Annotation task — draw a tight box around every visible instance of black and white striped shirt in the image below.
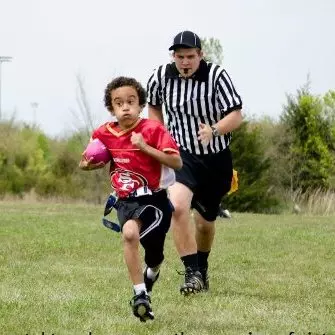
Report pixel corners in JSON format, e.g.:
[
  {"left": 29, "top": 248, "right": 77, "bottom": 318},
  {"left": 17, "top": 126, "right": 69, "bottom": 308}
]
[{"left": 147, "top": 60, "right": 242, "bottom": 155}]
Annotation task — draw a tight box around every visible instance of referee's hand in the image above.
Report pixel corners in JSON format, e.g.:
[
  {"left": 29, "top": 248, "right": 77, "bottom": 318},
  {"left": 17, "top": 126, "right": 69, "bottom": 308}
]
[{"left": 198, "top": 123, "right": 213, "bottom": 146}]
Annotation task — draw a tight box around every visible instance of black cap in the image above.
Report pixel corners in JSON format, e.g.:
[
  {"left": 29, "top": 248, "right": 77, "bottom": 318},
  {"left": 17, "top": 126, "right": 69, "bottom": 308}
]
[{"left": 169, "top": 31, "right": 201, "bottom": 51}]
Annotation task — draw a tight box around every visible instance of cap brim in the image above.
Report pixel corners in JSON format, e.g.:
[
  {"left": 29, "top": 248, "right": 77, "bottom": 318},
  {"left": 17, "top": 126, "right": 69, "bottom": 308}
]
[{"left": 169, "top": 43, "right": 199, "bottom": 51}]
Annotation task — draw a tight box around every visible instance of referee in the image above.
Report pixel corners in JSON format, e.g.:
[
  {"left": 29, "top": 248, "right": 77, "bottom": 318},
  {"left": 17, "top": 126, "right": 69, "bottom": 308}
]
[{"left": 147, "top": 30, "right": 243, "bottom": 295}]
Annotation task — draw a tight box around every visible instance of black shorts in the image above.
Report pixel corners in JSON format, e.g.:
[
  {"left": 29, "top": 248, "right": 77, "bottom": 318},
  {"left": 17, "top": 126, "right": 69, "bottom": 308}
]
[
  {"left": 115, "top": 190, "right": 173, "bottom": 267},
  {"left": 175, "top": 148, "right": 233, "bottom": 222}
]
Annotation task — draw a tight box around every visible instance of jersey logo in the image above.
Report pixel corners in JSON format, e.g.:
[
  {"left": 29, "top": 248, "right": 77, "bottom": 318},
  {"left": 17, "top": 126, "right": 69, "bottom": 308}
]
[{"left": 111, "top": 169, "right": 148, "bottom": 194}]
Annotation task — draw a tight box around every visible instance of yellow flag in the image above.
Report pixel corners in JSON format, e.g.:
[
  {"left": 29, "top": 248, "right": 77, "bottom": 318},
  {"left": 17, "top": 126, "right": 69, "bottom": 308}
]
[{"left": 228, "top": 169, "right": 238, "bottom": 195}]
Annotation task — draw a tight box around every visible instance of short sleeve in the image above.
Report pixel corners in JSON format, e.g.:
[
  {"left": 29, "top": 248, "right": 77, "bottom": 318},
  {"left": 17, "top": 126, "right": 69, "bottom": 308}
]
[
  {"left": 90, "top": 123, "right": 108, "bottom": 145},
  {"left": 147, "top": 67, "right": 163, "bottom": 106},
  {"left": 150, "top": 123, "right": 179, "bottom": 154},
  {"left": 91, "top": 129, "right": 99, "bottom": 140},
  {"left": 91, "top": 125, "right": 104, "bottom": 142},
  {"left": 216, "top": 69, "right": 242, "bottom": 114}
]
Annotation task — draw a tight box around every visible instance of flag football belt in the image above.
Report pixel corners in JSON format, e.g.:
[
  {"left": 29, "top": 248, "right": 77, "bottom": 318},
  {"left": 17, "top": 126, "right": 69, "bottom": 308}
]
[
  {"left": 129, "top": 186, "right": 152, "bottom": 197},
  {"left": 102, "top": 193, "right": 120, "bottom": 232},
  {"left": 102, "top": 186, "right": 153, "bottom": 233}
]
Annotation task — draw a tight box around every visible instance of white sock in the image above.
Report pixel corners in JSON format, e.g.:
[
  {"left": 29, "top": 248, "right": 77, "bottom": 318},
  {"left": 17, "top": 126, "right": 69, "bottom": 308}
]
[
  {"left": 133, "top": 283, "right": 147, "bottom": 295},
  {"left": 147, "top": 267, "right": 160, "bottom": 280}
]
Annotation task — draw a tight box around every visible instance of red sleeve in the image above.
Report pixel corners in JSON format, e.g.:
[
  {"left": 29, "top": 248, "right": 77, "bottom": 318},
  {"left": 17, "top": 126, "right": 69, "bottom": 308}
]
[
  {"left": 150, "top": 123, "right": 179, "bottom": 154},
  {"left": 91, "top": 130, "right": 99, "bottom": 140},
  {"left": 91, "top": 124, "right": 107, "bottom": 143}
]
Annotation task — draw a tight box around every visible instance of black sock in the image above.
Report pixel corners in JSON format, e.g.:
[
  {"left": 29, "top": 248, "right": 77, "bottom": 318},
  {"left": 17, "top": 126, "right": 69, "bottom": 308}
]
[
  {"left": 181, "top": 254, "right": 198, "bottom": 272},
  {"left": 197, "top": 250, "right": 210, "bottom": 270}
]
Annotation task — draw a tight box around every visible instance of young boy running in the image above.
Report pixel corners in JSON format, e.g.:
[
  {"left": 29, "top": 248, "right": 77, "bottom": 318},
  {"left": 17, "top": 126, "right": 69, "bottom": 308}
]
[{"left": 79, "top": 76, "right": 182, "bottom": 322}]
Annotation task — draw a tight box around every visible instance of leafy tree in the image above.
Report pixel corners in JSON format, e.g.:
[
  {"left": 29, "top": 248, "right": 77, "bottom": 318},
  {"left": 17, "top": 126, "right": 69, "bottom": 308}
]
[
  {"left": 223, "top": 122, "right": 281, "bottom": 213},
  {"left": 201, "top": 37, "right": 223, "bottom": 64},
  {"left": 322, "top": 90, "right": 335, "bottom": 152},
  {"left": 280, "top": 84, "right": 335, "bottom": 192},
  {"left": 201, "top": 36, "right": 281, "bottom": 212}
]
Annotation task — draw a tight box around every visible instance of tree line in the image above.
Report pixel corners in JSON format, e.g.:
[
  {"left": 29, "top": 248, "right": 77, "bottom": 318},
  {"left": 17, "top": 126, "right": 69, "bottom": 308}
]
[
  {"left": 1, "top": 83, "right": 334, "bottom": 213},
  {"left": 1, "top": 39, "right": 334, "bottom": 213}
]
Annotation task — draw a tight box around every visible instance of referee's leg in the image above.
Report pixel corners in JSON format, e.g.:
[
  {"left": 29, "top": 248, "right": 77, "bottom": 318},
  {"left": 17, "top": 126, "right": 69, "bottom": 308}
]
[
  {"left": 168, "top": 182, "right": 204, "bottom": 294},
  {"left": 194, "top": 211, "right": 215, "bottom": 291},
  {"left": 169, "top": 182, "right": 195, "bottom": 256},
  {"left": 193, "top": 149, "right": 233, "bottom": 290},
  {"left": 194, "top": 212, "right": 215, "bottom": 254}
]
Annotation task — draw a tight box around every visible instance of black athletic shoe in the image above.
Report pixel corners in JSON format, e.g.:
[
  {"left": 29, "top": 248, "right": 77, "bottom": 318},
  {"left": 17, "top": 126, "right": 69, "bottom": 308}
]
[
  {"left": 130, "top": 291, "right": 154, "bottom": 322},
  {"left": 143, "top": 266, "right": 160, "bottom": 295},
  {"left": 199, "top": 267, "right": 209, "bottom": 291},
  {"left": 179, "top": 267, "right": 204, "bottom": 295}
]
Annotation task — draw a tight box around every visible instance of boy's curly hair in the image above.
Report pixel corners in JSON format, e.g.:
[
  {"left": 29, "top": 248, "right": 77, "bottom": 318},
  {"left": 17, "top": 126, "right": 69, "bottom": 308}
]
[{"left": 104, "top": 76, "right": 147, "bottom": 113}]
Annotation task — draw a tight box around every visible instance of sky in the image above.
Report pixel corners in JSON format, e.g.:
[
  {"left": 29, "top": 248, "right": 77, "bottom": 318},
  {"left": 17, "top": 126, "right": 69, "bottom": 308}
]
[{"left": 0, "top": 0, "right": 334, "bottom": 137}]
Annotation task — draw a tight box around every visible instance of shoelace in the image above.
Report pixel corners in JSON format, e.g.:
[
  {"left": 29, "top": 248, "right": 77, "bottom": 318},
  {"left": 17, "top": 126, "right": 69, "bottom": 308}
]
[
  {"left": 129, "top": 292, "right": 151, "bottom": 306},
  {"left": 129, "top": 292, "right": 154, "bottom": 322},
  {"left": 176, "top": 268, "right": 196, "bottom": 281},
  {"left": 177, "top": 268, "right": 205, "bottom": 292}
]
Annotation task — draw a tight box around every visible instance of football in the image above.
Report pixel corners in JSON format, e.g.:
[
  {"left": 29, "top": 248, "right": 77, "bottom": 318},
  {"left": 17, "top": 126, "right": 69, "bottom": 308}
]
[{"left": 84, "top": 138, "right": 111, "bottom": 164}]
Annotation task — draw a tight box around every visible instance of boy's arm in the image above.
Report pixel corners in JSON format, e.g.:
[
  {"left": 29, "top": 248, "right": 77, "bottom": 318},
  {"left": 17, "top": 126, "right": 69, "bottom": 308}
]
[
  {"left": 131, "top": 132, "right": 182, "bottom": 170},
  {"left": 142, "top": 147, "right": 182, "bottom": 170},
  {"left": 78, "top": 155, "right": 105, "bottom": 170},
  {"left": 79, "top": 133, "right": 107, "bottom": 171}
]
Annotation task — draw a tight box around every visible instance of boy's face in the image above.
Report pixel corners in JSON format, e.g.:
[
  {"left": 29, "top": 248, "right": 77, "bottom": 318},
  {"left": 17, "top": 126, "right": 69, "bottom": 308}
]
[
  {"left": 173, "top": 48, "right": 203, "bottom": 78},
  {"left": 110, "top": 86, "right": 142, "bottom": 128}
]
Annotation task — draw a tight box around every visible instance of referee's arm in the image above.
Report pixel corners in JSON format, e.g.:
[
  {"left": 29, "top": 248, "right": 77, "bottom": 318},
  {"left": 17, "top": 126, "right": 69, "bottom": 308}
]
[
  {"left": 147, "top": 66, "right": 164, "bottom": 124},
  {"left": 148, "top": 104, "right": 164, "bottom": 124},
  {"left": 213, "top": 68, "right": 243, "bottom": 135},
  {"left": 214, "top": 109, "right": 243, "bottom": 135}
]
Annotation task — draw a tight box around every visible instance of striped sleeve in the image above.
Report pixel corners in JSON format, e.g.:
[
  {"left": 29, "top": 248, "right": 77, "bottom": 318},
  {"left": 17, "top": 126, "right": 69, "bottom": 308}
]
[
  {"left": 147, "top": 66, "right": 163, "bottom": 106},
  {"left": 216, "top": 68, "right": 242, "bottom": 114}
]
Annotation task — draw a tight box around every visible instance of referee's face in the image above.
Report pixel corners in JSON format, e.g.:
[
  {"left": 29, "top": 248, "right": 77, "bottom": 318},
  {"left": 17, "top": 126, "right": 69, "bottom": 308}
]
[{"left": 173, "top": 48, "right": 202, "bottom": 78}]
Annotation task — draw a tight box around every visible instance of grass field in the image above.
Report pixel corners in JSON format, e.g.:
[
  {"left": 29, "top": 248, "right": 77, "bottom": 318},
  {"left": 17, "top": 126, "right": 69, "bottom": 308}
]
[{"left": 0, "top": 202, "right": 334, "bottom": 335}]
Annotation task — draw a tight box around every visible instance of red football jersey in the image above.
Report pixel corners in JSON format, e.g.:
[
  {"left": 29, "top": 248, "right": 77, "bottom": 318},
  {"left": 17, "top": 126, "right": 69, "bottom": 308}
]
[{"left": 91, "top": 118, "right": 179, "bottom": 198}]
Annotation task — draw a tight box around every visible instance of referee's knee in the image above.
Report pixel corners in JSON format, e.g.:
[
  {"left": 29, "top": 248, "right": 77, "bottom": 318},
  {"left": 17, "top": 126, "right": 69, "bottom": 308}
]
[
  {"left": 195, "top": 218, "right": 214, "bottom": 233},
  {"left": 172, "top": 200, "right": 189, "bottom": 219}
]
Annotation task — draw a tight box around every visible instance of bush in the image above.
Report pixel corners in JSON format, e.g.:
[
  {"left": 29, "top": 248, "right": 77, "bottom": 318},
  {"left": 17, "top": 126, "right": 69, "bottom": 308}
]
[{"left": 224, "top": 121, "right": 281, "bottom": 213}]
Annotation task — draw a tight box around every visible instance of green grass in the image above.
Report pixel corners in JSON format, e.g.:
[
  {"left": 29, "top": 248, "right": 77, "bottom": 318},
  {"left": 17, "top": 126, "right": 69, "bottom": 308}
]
[{"left": 0, "top": 202, "right": 334, "bottom": 335}]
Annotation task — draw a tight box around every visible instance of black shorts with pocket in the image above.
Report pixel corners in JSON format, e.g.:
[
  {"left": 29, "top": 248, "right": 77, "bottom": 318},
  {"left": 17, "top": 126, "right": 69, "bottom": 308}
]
[
  {"left": 115, "top": 189, "right": 173, "bottom": 267},
  {"left": 175, "top": 147, "right": 233, "bottom": 222}
]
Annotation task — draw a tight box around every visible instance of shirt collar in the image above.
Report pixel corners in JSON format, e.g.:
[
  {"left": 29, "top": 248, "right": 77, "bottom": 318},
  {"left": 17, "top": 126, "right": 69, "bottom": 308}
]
[{"left": 166, "top": 59, "right": 209, "bottom": 82}]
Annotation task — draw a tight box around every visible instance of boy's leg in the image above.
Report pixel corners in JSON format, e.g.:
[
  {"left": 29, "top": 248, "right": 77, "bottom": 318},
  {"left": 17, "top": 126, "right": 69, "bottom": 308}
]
[
  {"left": 143, "top": 264, "right": 161, "bottom": 296},
  {"left": 140, "top": 194, "right": 171, "bottom": 295},
  {"left": 122, "top": 219, "right": 154, "bottom": 322},
  {"left": 141, "top": 232, "right": 166, "bottom": 295},
  {"left": 123, "top": 219, "right": 143, "bottom": 286}
]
